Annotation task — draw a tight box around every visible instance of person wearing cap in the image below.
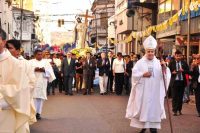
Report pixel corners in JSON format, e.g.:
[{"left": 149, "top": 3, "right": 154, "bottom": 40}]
[{"left": 126, "top": 35, "right": 171, "bottom": 133}]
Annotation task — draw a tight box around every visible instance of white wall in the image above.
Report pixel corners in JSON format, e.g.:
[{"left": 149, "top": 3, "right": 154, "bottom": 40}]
[{"left": 0, "top": 0, "right": 13, "bottom": 39}]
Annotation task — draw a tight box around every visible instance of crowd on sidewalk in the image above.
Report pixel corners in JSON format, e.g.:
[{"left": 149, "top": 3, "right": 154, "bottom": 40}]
[{"left": 1, "top": 28, "right": 200, "bottom": 133}]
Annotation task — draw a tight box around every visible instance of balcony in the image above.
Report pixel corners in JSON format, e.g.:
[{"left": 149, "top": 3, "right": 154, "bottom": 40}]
[
  {"left": 180, "top": 14, "right": 200, "bottom": 35},
  {"left": 157, "top": 10, "right": 180, "bottom": 38},
  {"left": 89, "top": 26, "right": 107, "bottom": 37}
]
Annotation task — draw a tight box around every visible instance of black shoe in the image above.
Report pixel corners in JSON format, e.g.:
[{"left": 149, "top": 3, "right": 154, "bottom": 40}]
[
  {"left": 173, "top": 112, "right": 178, "bottom": 116},
  {"left": 83, "top": 92, "right": 87, "bottom": 95},
  {"left": 36, "top": 113, "right": 41, "bottom": 120},
  {"left": 178, "top": 111, "right": 182, "bottom": 115},
  {"left": 65, "top": 92, "right": 68, "bottom": 95},
  {"left": 103, "top": 92, "right": 107, "bottom": 95},
  {"left": 139, "top": 129, "right": 146, "bottom": 133},
  {"left": 100, "top": 93, "right": 103, "bottom": 95},
  {"left": 150, "top": 128, "right": 157, "bottom": 133},
  {"left": 69, "top": 93, "right": 73, "bottom": 96},
  {"left": 197, "top": 113, "right": 200, "bottom": 117}
]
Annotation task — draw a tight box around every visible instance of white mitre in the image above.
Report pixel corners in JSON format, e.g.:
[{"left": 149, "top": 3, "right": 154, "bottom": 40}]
[{"left": 143, "top": 35, "right": 157, "bottom": 50}]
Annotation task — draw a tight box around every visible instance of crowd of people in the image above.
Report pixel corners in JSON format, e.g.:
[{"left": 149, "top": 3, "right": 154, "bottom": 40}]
[{"left": 1, "top": 27, "right": 200, "bottom": 133}]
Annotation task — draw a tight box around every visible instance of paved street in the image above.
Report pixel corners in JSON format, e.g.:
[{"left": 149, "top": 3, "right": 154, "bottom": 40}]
[{"left": 30, "top": 91, "right": 200, "bottom": 133}]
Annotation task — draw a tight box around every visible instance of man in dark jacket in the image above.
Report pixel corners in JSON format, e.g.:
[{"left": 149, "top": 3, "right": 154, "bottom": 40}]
[
  {"left": 97, "top": 52, "right": 110, "bottom": 95},
  {"left": 168, "top": 50, "right": 189, "bottom": 116},
  {"left": 83, "top": 52, "right": 96, "bottom": 95},
  {"left": 61, "top": 52, "right": 76, "bottom": 95},
  {"left": 107, "top": 51, "right": 115, "bottom": 93},
  {"left": 190, "top": 55, "right": 200, "bottom": 117}
]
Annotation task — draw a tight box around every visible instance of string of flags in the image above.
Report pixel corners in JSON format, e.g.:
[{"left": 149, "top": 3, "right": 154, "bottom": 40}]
[{"left": 108, "top": 1, "right": 200, "bottom": 44}]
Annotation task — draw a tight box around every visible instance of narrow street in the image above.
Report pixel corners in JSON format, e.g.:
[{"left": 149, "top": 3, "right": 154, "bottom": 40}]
[{"left": 30, "top": 92, "right": 200, "bottom": 133}]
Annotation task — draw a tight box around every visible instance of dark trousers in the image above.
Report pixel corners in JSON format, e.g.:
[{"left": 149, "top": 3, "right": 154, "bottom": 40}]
[
  {"left": 76, "top": 73, "right": 83, "bottom": 92},
  {"left": 115, "top": 73, "right": 124, "bottom": 95},
  {"left": 172, "top": 80, "right": 185, "bottom": 112},
  {"left": 84, "top": 74, "right": 93, "bottom": 94},
  {"left": 107, "top": 71, "right": 114, "bottom": 92},
  {"left": 64, "top": 75, "right": 73, "bottom": 94},
  {"left": 58, "top": 72, "right": 64, "bottom": 92},
  {"left": 195, "top": 83, "right": 200, "bottom": 114},
  {"left": 124, "top": 75, "right": 130, "bottom": 95}
]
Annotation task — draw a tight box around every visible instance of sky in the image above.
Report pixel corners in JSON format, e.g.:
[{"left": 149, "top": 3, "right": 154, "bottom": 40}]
[
  {"left": 46, "top": 0, "right": 94, "bottom": 31},
  {"left": 34, "top": 0, "right": 94, "bottom": 44}
]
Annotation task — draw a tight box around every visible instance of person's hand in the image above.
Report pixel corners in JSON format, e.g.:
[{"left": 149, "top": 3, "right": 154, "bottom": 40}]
[
  {"left": 172, "top": 70, "right": 177, "bottom": 74},
  {"left": 125, "top": 72, "right": 129, "bottom": 76},
  {"left": 143, "top": 72, "right": 151, "bottom": 78},
  {"left": 179, "top": 68, "right": 184, "bottom": 72},
  {"left": 40, "top": 67, "right": 45, "bottom": 72},
  {"left": 160, "top": 60, "right": 166, "bottom": 68},
  {"left": 61, "top": 73, "right": 63, "bottom": 77},
  {"left": 34, "top": 67, "right": 40, "bottom": 72}
]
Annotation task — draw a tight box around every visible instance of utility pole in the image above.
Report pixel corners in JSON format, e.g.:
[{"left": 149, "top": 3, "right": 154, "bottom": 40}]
[
  {"left": 95, "top": 10, "right": 98, "bottom": 52},
  {"left": 20, "top": 0, "right": 23, "bottom": 44},
  {"left": 105, "top": 0, "right": 108, "bottom": 55},
  {"left": 187, "top": 0, "right": 191, "bottom": 65}
]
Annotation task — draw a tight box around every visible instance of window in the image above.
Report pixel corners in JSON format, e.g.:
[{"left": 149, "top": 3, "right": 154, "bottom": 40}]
[
  {"left": 100, "top": 13, "right": 108, "bottom": 27},
  {"left": 159, "top": 0, "right": 172, "bottom": 13}
]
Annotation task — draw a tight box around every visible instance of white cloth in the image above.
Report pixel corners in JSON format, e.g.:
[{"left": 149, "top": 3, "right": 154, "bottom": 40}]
[
  {"left": 0, "top": 50, "right": 5, "bottom": 59},
  {"left": 99, "top": 74, "right": 108, "bottom": 93},
  {"left": 34, "top": 98, "right": 44, "bottom": 114},
  {"left": 0, "top": 98, "right": 10, "bottom": 110},
  {"left": 198, "top": 65, "right": 200, "bottom": 83},
  {"left": 0, "top": 49, "right": 34, "bottom": 133},
  {"left": 53, "top": 58, "right": 61, "bottom": 71},
  {"left": 143, "top": 35, "right": 157, "bottom": 49},
  {"left": 126, "top": 56, "right": 171, "bottom": 129},
  {"left": 30, "top": 59, "right": 56, "bottom": 100},
  {"left": 112, "top": 59, "right": 125, "bottom": 73}
]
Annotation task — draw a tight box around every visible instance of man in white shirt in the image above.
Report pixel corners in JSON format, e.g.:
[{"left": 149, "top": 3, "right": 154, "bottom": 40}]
[
  {"left": 30, "top": 49, "right": 55, "bottom": 120},
  {"left": 112, "top": 52, "right": 125, "bottom": 95}
]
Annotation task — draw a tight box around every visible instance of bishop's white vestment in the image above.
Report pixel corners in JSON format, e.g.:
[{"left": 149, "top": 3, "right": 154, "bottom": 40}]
[{"left": 126, "top": 56, "right": 171, "bottom": 129}]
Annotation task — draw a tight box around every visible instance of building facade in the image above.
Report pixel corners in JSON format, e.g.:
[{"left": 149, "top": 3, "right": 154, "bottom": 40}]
[
  {"left": 90, "top": 0, "right": 115, "bottom": 51},
  {"left": 12, "top": 7, "right": 35, "bottom": 56},
  {"left": 157, "top": 0, "right": 200, "bottom": 56},
  {"left": 0, "top": 0, "right": 13, "bottom": 39},
  {"left": 115, "top": 0, "right": 157, "bottom": 55}
]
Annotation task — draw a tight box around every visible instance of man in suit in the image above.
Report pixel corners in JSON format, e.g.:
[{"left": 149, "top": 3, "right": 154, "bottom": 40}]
[
  {"left": 168, "top": 50, "right": 189, "bottom": 116},
  {"left": 107, "top": 51, "right": 115, "bottom": 93},
  {"left": 97, "top": 52, "right": 110, "bottom": 95},
  {"left": 83, "top": 52, "right": 96, "bottom": 95},
  {"left": 61, "top": 52, "right": 76, "bottom": 95},
  {"left": 190, "top": 55, "right": 200, "bottom": 117}
]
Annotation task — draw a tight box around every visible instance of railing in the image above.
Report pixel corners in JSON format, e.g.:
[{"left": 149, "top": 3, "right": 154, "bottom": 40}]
[{"left": 157, "top": 10, "right": 180, "bottom": 38}]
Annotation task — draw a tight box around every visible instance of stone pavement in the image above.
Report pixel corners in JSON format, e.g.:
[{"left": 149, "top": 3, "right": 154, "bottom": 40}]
[{"left": 30, "top": 92, "right": 200, "bottom": 133}]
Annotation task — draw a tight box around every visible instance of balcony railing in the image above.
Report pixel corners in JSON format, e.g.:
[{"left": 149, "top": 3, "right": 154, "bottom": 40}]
[{"left": 157, "top": 10, "right": 180, "bottom": 38}]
